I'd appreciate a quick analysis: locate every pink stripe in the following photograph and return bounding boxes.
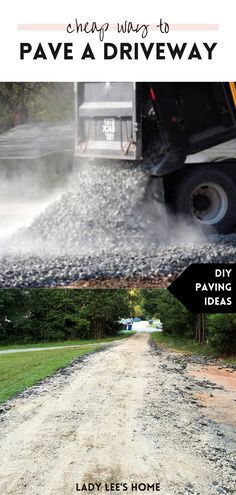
[18,24,67,31]
[18,23,219,32]
[170,23,218,31]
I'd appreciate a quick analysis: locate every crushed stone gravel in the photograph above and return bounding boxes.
[0,162,235,288]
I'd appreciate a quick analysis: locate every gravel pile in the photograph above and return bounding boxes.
[0,238,235,287]
[0,161,235,287]
[7,161,164,254]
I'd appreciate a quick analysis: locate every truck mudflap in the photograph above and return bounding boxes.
[75,82,142,160]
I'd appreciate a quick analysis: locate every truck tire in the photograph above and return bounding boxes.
[173,165,236,233]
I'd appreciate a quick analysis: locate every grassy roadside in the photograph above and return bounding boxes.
[151,332,236,365]
[0,332,135,351]
[0,346,100,404]
[0,333,135,404]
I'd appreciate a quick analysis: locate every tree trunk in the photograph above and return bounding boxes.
[196,313,205,344]
[14,108,28,126]
[94,319,103,340]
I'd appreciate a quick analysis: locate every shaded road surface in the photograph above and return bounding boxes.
[0,334,235,495]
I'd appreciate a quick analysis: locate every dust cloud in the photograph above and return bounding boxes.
[0,159,206,255]
[0,154,72,241]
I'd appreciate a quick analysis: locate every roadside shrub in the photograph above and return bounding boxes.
[207,314,236,355]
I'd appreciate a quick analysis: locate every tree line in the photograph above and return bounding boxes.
[0,289,130,342]
[0,83,74,133]
[139,289,236,356]
[0,289,235,355]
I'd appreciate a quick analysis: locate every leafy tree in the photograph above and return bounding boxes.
[0,290,30,341]
[0,289,130,343]
[0,83,74,133]
[128,289,144,318]
[78,290,130,339]
[207,314,236,355]
[140,289,196,337]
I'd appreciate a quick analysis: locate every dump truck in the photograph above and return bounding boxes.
[75,82,236,233]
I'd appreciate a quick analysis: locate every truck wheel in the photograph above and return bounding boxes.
[173,166,236,233]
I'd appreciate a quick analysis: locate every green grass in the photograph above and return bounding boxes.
[151,332,236,365]
[0,346,100,404]
[0,332,135,351]
[0,332,136,404]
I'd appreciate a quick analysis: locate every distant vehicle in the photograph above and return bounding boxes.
[155,321,163,331]
[148,320,153,324]
[133,317,141,322]
[119,318,133,331]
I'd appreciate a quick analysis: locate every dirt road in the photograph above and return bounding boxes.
[0,334,235,495]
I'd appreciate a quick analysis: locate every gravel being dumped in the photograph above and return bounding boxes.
[0,161,235,287]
